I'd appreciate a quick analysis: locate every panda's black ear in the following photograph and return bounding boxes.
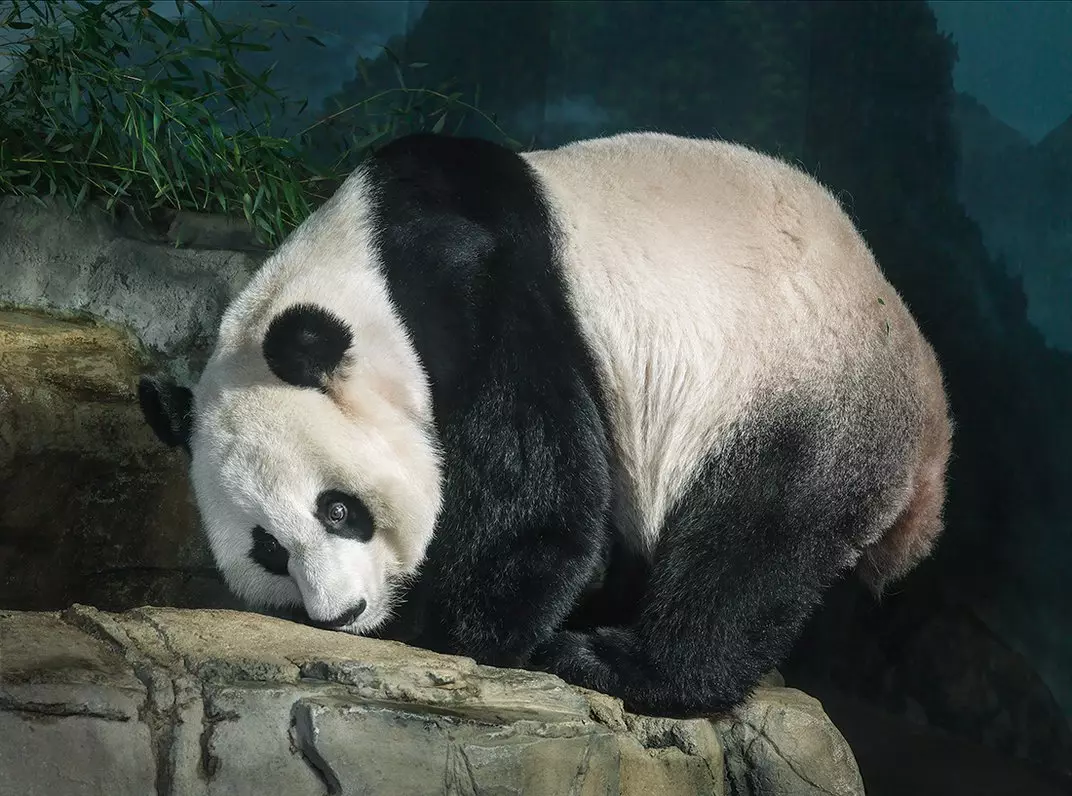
[262,303,353,390]
[138,376,195,453]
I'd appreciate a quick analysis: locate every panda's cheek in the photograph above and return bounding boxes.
[269,573,303,609]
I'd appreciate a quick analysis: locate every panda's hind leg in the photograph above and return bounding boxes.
[529,398,916,717]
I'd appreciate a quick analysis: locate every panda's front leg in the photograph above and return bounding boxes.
[406,516,609,669]
[397,386,613,669]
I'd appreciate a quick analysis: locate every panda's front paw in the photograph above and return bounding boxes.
[527,630,592,674]
[528,628,637,696]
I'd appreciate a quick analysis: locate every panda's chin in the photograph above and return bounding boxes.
[326,602,391,636]
[254,577,407,637]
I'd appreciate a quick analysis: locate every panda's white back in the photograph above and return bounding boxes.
[524,132,930,550]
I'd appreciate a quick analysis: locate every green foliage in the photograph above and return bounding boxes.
[0,0,507,246]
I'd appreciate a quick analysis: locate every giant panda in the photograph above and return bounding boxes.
[139,131,952,718]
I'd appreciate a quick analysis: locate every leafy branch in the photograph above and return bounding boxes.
[0,0,510,246]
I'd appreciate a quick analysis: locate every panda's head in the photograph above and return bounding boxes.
[138,299,443,635]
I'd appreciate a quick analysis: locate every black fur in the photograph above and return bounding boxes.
[316,489,375,542]
[251,525,290,576]
[360,133,917,718]
[564,529,650,631]
[262,303,352,391]
[137,376,194,453]
[529,389,913,717]
[364,134,613,668]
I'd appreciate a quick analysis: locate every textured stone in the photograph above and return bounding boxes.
[0,611,154,796]
[716,687,866,796]
[0,310,236,612]
[0,606,866,796]
[0,198,263,614]
[0,711,156,796]
[298,696,621,796]
[0,196,262,383]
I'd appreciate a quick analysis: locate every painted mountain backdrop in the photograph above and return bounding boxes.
[954,94,1072,351]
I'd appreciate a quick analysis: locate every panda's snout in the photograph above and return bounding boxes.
[310,599,367,631]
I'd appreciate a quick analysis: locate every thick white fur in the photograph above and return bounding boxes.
[523,133,930,551]
[189,171,443,631]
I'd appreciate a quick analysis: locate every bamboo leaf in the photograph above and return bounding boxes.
[69,74,79,117]
[0,0,505,245]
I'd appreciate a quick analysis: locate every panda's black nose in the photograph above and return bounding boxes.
[314,599,367,631]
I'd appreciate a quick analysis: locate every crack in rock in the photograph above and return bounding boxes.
[123,660,177,796]
[0,697,131,722]
[567,736,596,796]
[720,702,853,796]
[199,693,238,782]
[57,607,179,796]
[134,613,196,796]
[290,702,342,796]
[443,737,481,796]
[61,606,205,796]
[738,714,840,796]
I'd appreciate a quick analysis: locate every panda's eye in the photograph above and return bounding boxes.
[327,501,347,524]
[316,490,375,542]
[250,525,290,576]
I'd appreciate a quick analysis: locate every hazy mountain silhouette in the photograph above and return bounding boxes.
[953,93,1072,350]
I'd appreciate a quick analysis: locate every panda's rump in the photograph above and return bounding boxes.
[528,133,922,553]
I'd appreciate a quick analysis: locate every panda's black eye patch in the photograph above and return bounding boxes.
[316,490,375,542]
[251,526,290,576]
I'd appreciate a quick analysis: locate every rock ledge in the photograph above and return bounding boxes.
[0,605,864,796]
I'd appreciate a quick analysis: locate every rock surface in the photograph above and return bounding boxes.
[0,197,262,383]
[717,689,867,796]
[0,309,234,612]
[0,199,264,613]
[0,605,866,796]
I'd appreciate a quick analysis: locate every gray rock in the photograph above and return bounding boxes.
[716,687,866,796]
[0,612,155,796]
[0,199,268,613]
[0,605,866,796]
[0,197,263,383]
[0,309,235,612]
